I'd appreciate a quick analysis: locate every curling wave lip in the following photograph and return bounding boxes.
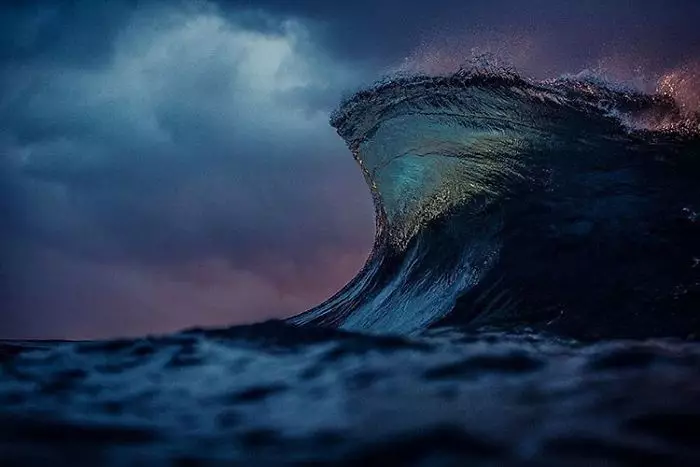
[290,67,700,339]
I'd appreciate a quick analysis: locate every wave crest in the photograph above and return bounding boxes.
[290,66,700,338]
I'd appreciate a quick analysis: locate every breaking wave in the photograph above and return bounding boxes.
[289,65,700,339]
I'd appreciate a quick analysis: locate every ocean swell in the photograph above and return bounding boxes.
[290,68,700,338]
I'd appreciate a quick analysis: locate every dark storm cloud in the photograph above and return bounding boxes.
[2,0,371,259]
[1,0,698,338]
[1,1,375,338]
[0,1,137,66]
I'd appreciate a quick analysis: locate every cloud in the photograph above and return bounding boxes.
[0,1,374,338]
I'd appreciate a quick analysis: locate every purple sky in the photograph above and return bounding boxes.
[1,0,699,339]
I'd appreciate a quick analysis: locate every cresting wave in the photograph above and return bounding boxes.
[289,67,700,339]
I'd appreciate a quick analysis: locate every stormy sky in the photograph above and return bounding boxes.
[2,0,699,339]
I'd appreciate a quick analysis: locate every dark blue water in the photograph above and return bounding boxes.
[2,323,700,466]
[291,69,700,339]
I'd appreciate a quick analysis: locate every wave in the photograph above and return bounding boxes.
[289,66,700,339]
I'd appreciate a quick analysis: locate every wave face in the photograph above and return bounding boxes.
[290,69,700,339]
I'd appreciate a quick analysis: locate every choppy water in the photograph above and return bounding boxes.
[2,323,700,466]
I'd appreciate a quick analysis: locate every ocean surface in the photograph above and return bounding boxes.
[2,323,700,466]
[1,66,699,466]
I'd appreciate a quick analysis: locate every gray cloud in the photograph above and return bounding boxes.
[1,1,374,338]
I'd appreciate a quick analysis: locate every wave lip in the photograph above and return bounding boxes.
[291,68,700,338]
